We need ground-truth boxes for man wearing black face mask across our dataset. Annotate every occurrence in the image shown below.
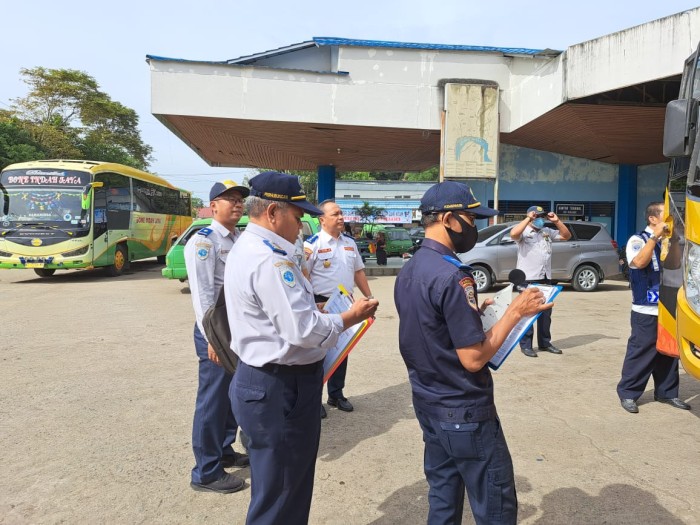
[510,205,571,357]
[395,181,553,525]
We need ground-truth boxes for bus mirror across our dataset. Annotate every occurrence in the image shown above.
[664,99,697,157]
[81,182,103,210]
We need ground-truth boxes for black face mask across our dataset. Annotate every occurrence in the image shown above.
[445,213,478,253]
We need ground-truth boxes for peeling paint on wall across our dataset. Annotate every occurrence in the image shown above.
[499,144,616,184]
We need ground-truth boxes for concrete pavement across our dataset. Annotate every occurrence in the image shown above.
[1,265,698,524]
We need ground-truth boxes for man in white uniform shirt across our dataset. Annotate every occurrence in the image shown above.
[184,180,249,494]
[224,172,378,525]
[510,205,571,358]
[304,200,373,417]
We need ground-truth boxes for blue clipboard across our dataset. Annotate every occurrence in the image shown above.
[488,284,563,370]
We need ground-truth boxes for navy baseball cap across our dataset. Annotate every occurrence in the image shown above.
[419,181,498,218]
[527,205,547,216]
[209,180,250,202]
[249,171,323,216]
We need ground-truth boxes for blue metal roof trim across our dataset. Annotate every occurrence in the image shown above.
[337,199,422,210]
[313,37,557,56]
[146,54,228,64]
[145,54,349,76]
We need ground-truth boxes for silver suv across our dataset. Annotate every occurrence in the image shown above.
[458,221,621,292]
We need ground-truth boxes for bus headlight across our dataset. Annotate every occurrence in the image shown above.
[62,245,89,257]
[685,240,700,316]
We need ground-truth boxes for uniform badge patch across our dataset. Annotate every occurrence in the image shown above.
[196,244,210,260]
[629,239,645,254]
[280,267,296,287]
[459,276,478,311]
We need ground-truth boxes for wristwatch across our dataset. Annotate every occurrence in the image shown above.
[649,234,659,242]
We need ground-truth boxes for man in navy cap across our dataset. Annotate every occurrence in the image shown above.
[186,180,250,494]
[510,205,571,357]
[395,181,552,524]
[225,171,378,524]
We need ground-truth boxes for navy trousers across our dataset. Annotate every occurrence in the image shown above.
[231,360,323,525]
[519,280,553,349]
[415,409,517,525]
[315,293,347,400]
[191,324,238,484]
[617,311,680,400]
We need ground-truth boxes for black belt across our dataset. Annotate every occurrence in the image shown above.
[259,360,323,375]
[314,294,330,303]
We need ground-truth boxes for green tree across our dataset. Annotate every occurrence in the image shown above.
[10,67,153,169]
[404,166,439,181]
[352,201,386,234]
[0,112,48,169]
[191,196,204,218]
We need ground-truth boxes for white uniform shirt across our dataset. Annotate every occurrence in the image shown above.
[626,227,658,316]
[224,222,344,367]
[515,225,562,280]
[184,219,240,340]
[303,230,365,297]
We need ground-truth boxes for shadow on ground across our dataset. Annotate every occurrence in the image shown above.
[369,477,684,525]
[318,382,414,462]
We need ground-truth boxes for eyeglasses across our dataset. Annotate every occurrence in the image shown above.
[453,211,476,225]
[215,197,245,205]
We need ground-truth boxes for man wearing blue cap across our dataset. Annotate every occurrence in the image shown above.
[395,181,552,524]
[224,171,378,525]
[510,205,571,357]
[186,180,250,494]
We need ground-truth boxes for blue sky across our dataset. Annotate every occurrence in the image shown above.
[2,0,698,201]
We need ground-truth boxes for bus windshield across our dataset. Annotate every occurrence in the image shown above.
[0,169,92,228]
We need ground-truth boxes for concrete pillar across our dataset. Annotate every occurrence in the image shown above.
[317,165,336,203]
[617,164,637,244]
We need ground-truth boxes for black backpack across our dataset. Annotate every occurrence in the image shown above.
[202,286,238,375]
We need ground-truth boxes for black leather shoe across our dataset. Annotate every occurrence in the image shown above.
[538,345,562,354]
[191,472,246,493]
[328,397,354,412]
[521,347,538,358]
[320,404,327,419]
[654,396,691,410]
[620,398,639,413]
[221,451,249,468]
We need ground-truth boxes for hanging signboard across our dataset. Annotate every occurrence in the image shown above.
[442,82,499,180]
[555,204,585,217]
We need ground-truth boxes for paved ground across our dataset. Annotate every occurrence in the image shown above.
[1,263,699,524]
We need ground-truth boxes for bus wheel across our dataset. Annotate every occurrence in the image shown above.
[106,244,128,277]
[34,268,56,278]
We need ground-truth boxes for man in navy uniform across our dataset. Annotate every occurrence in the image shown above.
[225,172,378,524]
[185,180,250,494]
[304,200,373,418]
[617,201,691,414]
[394,181,551,524]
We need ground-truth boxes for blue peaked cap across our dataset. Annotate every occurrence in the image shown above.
[249,171,323,216]
[419,181,498,218]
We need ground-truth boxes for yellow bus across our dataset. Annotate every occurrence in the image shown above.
[662,42,700,380]
[0,160,193,277]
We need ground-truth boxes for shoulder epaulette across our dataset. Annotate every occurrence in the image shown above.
[197,227,213,237]
[306,234,319,244]
[263,239,288,256]
[442,254,470,271]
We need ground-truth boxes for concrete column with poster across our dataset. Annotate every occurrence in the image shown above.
[440,81,500,224]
